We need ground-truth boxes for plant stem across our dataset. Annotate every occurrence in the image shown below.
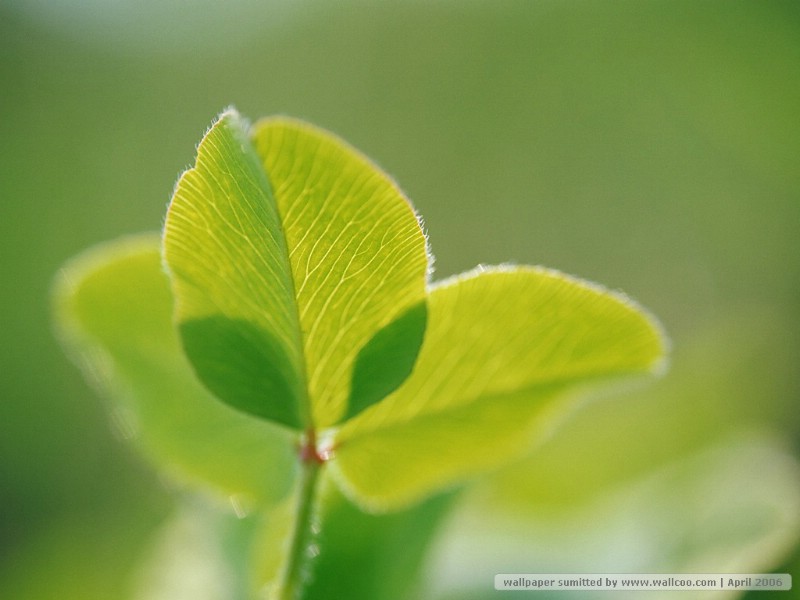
[279,432,324,600]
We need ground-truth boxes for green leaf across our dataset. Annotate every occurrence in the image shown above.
[345,301,427,422]
[425,435,800,600]
[330,267,667,511]
[163,109,429,430]
[53,235,295,505]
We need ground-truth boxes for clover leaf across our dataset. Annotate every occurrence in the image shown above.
[54,108,667,599]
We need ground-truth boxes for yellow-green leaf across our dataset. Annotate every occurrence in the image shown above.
[53,235,295,505]
[330,267,667,511]
[163,110,429,430]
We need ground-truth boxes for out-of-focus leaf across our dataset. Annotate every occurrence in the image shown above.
[163,109,429,430]
[132,502,247,600]
[331,267,666,511]
[425,434,800,600]
[53,235,295,505]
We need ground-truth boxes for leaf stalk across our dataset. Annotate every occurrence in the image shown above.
[278,430,325,600]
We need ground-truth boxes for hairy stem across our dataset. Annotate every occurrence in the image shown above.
[278,431,324,600]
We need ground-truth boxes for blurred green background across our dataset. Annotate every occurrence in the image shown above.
[1,0,798,597]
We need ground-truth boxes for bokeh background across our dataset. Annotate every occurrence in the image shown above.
[1,1,798,597]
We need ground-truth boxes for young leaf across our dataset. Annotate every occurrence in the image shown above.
[330,267,667,511]
[53,235,295,505]
[163,110,429,431]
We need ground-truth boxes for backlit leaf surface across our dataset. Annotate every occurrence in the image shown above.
[331,267,667,511]
[163,110,429,430]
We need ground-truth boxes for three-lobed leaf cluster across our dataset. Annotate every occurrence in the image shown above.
[55,108,665,526]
